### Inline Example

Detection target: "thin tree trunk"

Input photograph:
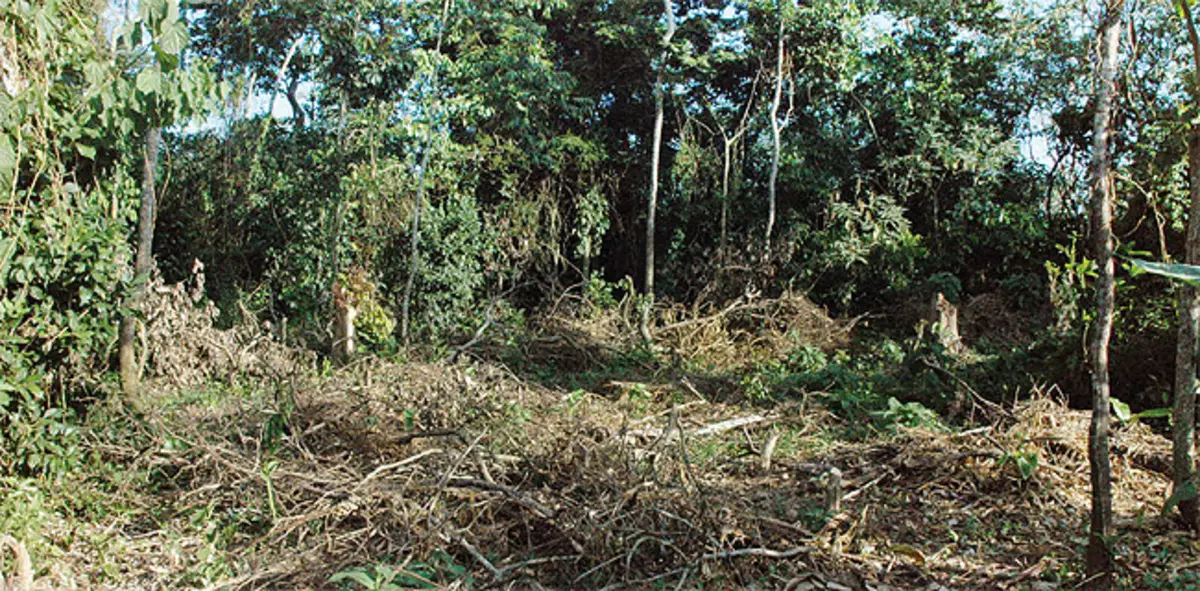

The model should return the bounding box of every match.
[720,136,732,264]
[1173,0,1200,531]
[640,0,676,344]
[287,75,305,129]
[766,12,785,253]
[119,127,161,402]
[1086,2,1123,586]
[400,145,432,346]
[709,73,757,267]
[400,0,452,347]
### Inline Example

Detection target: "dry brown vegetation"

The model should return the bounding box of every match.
[5,281,1198,590]
[13,361,1195,590]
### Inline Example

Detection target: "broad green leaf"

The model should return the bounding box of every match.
[329,569,377,589]
[0,133,15,175]
[139,0,166,24]
[1133,407,1173,420]
[136,68,162,95]
[1130,259,1200,285]
[76,143,96,159]
[1111,398,1131,423]
[158,21,189,57]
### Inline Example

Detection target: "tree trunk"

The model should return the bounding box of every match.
[720,135,732,265]
[400,0,452,347]
[400,144,432,346]
[1086,2,1123,586]
[287,75,305,129]
[119,127,161,402]
[1174,0,1200,531]
[640,0,676,344]
[765,12,785,253]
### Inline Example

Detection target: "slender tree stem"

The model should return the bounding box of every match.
[766,10,786,253]
[119,127,161,401]
[1086,2,1123,586]
[640,0,676,344]
[400,0,453,347]
[1173,0,1200,531]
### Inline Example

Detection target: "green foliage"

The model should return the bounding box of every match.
[1139,570,1200,591]
[785,193,925,310]
[330,553,471,591]
[873,397,943,431]
[1131,258,1200,285]
[1045,238,1097,333]
[1111,397,1172,425]
[405,192,496,340]
[0,0,219,474]
[997,447,1040,481]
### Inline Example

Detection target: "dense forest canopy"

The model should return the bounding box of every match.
[5,0,1200,588]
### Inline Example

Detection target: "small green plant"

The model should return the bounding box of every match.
[261,459,281,521]
[331,564,409,590]
[563,389,588,418]
[1138,568,1200,591]
[873,397,943,431]
[331,552,471,590]
[998,448,1040,481]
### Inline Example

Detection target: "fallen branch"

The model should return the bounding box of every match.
[356,448,444,490]
[446,477,557,519]
[921,359,1013,419]
[702,545,811,560]
[393,429,461,446]
[693,415,774,437]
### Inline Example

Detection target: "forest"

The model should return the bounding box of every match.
[4,0,1200,588]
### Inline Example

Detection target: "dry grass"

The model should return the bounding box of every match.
[8,279,1198,590]
[15,356,1189,590]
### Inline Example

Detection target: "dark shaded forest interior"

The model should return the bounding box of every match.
[4,0,1200,589]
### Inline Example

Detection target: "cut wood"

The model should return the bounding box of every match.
[693,414,775,437]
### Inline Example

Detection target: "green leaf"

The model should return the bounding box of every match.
[1130,259,1200,285]
[329,569,377,589]
[136,68,162,95]
[1111,398,1131,423]
[0,133,15,176]
[158,20,189,57]
[1132,407,1172,421]
[76,142,96,159]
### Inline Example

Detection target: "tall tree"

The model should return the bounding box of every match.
[114,0,219,400]
[401,0,453,347]
[118,128,161,399]
[1087,0,1125,585]
[706,72,758,265]
[641,0,676,343]
[1172,0,1200,531]
[765,4,787,252]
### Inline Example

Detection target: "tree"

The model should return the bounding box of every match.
[1086,0,1125,585]
[705,72,758,265]
[1171,0,1200,531]
[117,128,160,399]
[641,0,676,343]
[765,2,788,252]
[114,0,220,400]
